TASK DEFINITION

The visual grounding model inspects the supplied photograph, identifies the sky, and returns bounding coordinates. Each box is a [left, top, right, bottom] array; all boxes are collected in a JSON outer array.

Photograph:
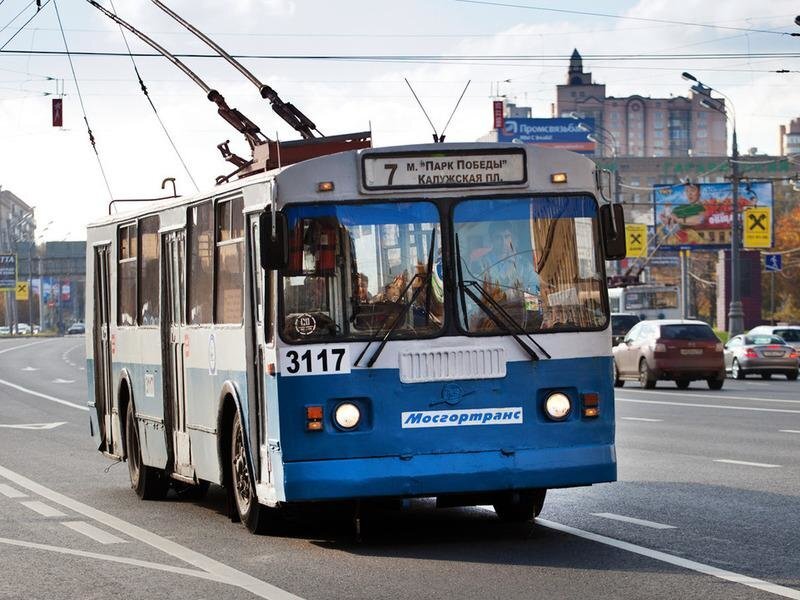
[[0, 0, 798, 241]]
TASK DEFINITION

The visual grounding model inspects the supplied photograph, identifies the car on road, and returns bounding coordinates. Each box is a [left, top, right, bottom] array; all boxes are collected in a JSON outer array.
[[66, 322, 85, 335], [746, 325, 800, 352], [723, 334, 799, 380], [612, 319, 725, 390], [611, 312, 640, 347]]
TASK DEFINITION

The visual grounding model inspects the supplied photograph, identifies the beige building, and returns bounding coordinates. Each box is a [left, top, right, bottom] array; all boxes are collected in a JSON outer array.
[[779, 118, 800, 156], [556, 49, 728, 158]]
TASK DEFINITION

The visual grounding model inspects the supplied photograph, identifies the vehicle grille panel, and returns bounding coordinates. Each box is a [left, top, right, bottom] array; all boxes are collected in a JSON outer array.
[[399, 347, 506, 383]]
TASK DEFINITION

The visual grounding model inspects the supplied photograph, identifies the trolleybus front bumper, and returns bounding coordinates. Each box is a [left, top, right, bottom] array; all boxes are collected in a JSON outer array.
[[280, 443, 616, 502]]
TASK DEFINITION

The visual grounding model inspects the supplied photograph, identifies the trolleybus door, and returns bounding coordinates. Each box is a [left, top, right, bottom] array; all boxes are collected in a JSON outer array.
[[247, 215, 271, 485], [92, 244, 114, 453], [164, 230, 193, 478]]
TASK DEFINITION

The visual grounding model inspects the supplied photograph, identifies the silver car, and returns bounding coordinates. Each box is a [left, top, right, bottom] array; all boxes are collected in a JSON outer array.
[[723, 334, 799, 380]]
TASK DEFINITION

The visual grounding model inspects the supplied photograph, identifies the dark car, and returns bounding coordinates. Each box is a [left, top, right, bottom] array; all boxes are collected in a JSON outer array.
[[612, 319, 725, 390], [66, 322, 85, 335], [724, 334, 799, 380], [611, 313, 640, 347]]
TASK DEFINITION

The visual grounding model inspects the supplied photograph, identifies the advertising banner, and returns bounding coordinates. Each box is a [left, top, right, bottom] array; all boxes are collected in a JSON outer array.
[[625, 224, 648, 258], [743, 207, 772, 248], [653, 182, 773, 248], [0, 254, 17, 291], [493, 100, 504, 130], [497, 118, 596, 154]]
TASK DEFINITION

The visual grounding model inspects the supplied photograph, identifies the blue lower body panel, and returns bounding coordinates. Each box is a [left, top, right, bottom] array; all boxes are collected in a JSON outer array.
[[282, 443, 616, 502]]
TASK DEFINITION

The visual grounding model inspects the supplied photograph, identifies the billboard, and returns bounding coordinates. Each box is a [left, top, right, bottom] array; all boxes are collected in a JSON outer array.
[[653, 182, 773, 248], [0, 254, 16, 291], [497, 118, 596, 154]]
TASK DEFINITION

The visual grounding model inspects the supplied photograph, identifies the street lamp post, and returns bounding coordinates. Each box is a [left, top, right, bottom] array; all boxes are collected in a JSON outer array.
[[682, 72, 744, 336]]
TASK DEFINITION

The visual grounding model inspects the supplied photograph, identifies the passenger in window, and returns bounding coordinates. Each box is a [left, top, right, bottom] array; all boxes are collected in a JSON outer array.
[[354, 273, 373, 302]]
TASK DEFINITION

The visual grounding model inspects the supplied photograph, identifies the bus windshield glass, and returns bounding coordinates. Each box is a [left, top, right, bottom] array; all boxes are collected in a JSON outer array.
[[453, 195, 606, 333], [281, 202, 443, 342]]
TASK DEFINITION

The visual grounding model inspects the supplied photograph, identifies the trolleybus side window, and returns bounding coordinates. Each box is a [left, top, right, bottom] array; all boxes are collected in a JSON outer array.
[[138, 215, 160, 326], [453, 195, 606, 333], [280, 201, 443, 342], [215, 197, 244, 324], [117, 223, 137, 326], [188, 201, 214, 325]]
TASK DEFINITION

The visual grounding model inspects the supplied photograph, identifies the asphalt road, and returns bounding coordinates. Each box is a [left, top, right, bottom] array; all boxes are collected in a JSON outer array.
[[0, 336, 798, 600]]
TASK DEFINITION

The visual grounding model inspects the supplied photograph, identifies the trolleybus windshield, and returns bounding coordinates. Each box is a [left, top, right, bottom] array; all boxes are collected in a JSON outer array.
[[280, 201, 443, 342], [453, 195, 606, 333]]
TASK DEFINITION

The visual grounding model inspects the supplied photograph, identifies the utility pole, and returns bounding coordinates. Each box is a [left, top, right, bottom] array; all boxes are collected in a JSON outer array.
[[728, 129, 744, 336]]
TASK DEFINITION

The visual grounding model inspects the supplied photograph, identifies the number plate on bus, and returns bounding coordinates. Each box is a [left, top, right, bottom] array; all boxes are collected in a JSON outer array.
[[280, 346, 351, 377]]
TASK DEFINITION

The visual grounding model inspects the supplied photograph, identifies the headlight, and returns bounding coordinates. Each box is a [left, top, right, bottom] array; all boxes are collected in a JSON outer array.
[[334, 402, 361, 429], [544, 392, 572, 421]]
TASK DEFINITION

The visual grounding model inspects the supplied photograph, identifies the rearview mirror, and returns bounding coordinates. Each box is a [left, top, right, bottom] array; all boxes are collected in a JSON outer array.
[[598, 203, 626, 260], [259, 210, 288, 270]]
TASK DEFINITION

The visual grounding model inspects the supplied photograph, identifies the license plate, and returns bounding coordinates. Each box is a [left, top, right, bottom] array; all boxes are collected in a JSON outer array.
[[681, 349, 703, 355], [764, 351, 784, 357]]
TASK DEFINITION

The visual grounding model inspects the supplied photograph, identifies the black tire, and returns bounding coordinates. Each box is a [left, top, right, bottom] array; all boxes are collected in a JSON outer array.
[[731, 359, 745, 380], [493, 489, 547, 523], [230, 411, 269, 534], [787, 371, 798, 381], [125, 403, 169, 500], [761, 373, 772, 380], [613, 361, 624, 388], [676, 378, 690, 390], [707, 374, 725, 390], [639, 359, 656, 389]]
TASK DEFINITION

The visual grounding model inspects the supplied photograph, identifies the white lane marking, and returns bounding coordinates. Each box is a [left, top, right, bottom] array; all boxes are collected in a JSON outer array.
[[779, 430, 800, 434], [617, 398, 800, 415], [0, 378, 88, 412], [0, 422, 67, 430], [0, 483, 27, 498], [0, 536, 231, 584], [620, 417, 663, 422], [21, 366, 38, 371], [617, 389, 800, 405], [0, 464, 303, 600], [62, 521, 127, 545], [537, 519, 800, 600], [591, 513, 676, 529], [52, 379, 75, 384], [714, 459, 781, 468], [20, 501, 67, 517], [0, 341, 47, 356]]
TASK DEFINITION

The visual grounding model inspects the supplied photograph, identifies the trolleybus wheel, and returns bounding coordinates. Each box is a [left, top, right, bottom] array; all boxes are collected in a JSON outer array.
[[613, 362, 624, 388], [492, 489, 547, 523], [125, 403, 169, 500], [230, 411, 269, 534], [639, 360, 656, 389]]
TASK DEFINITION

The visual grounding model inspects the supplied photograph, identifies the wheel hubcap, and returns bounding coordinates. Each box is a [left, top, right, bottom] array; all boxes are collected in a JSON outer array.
[[232, 421, 251, 515]]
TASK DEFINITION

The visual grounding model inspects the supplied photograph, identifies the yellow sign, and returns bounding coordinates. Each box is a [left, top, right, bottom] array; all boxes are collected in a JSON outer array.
[[625, 224, 648, 257], [15, 281, 29, 301], [743, 207, 772, 248]]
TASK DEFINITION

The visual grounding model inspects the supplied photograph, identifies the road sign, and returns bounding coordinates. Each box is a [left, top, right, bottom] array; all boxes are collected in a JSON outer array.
[[15, 281, 29, 301], [625, 223, 647, 258], [0, 254, 16, 291], [764, 253, 782, 272], [743, 207, 772, 248]]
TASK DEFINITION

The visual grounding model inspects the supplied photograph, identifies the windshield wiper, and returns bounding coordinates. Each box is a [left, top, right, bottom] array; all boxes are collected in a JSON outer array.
[[454, 236, 549, 361], [354, 230, 437, 368]]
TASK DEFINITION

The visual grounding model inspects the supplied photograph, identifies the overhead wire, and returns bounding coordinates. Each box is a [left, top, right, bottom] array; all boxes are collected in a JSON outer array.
[[0, 0, 50, 52], [106, 0, 199, 192], [52, 0, 114, 202], [0, 0, 35, 38]]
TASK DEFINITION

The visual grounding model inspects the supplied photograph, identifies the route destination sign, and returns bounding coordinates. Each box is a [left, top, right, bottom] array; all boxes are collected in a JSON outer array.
[[362, 148, 527, 190]]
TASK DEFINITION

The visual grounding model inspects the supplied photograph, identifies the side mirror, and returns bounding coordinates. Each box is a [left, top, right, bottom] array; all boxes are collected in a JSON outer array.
[[599, 203, 626, 260], [259, 210, 288, 270]]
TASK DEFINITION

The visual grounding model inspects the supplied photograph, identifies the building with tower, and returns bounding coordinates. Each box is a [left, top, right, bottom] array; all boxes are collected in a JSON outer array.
[[556, 49, 728, 158]]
